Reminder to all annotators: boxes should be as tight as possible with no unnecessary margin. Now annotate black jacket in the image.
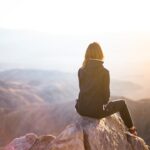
[75,59,110,117]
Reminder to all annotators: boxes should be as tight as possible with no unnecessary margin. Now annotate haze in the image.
[0,0,150,98]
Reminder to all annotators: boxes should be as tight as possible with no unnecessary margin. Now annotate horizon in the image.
[0,29,150,74]
[0,0,150,98]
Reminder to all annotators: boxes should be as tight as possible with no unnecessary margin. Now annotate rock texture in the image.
[4,114,149,150]
[4,133,55,150]
[4,133,37,150]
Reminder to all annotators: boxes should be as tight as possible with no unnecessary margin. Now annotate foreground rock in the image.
[4,133,55,150]
[4,115,149,150]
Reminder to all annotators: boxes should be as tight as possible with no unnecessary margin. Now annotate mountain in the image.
[4,115,149,150]
[0,80,44,109]
[0,101,77,146]
[1,99,150,147]
[0,69,78,105]
[0,69,150,146]
[0,69,142,102]
[126,98,150,145]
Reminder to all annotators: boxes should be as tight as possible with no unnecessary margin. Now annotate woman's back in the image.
[76,59,110,117]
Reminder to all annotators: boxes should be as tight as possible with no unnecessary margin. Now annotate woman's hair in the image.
[82,42,104,67]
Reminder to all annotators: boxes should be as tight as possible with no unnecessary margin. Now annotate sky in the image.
[0,0,150,88]
[0,0,150,34]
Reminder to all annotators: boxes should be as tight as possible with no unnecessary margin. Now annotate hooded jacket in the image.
[75,59,110,117]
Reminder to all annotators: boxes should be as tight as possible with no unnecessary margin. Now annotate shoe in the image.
[128,127,137,136]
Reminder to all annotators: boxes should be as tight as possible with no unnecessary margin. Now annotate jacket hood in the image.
[86,59,104,69]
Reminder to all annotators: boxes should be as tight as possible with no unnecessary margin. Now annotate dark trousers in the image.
[99,100,133,128]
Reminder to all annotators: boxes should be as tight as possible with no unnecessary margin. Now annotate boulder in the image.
[4,114,149,150]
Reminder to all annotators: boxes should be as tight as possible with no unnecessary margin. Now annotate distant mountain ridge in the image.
[0,69,142,100]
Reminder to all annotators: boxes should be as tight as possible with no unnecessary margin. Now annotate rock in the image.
[126,132,150,150]
[4,133,55,150]
[48,114,149,150]
[30,135,56,150]
[4,133,37,150]
[4,114,149,150]
[48,123,85,150]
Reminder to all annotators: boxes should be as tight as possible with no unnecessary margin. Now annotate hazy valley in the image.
[0,69,150,146]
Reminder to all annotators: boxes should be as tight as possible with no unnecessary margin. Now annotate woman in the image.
[75,42,137,136]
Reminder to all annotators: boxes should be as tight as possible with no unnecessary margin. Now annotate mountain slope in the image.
[4,115,149,150]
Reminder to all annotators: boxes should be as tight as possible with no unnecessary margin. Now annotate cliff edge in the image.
[4,114,149,150]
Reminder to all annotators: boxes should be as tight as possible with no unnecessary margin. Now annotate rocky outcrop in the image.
[4,114,149,150]
[4,133,37,150]
[4,133,55,150]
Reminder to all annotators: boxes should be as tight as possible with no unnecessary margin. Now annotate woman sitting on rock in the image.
[75,42,137,136]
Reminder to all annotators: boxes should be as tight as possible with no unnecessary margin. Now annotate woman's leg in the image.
[102,99,133,128]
